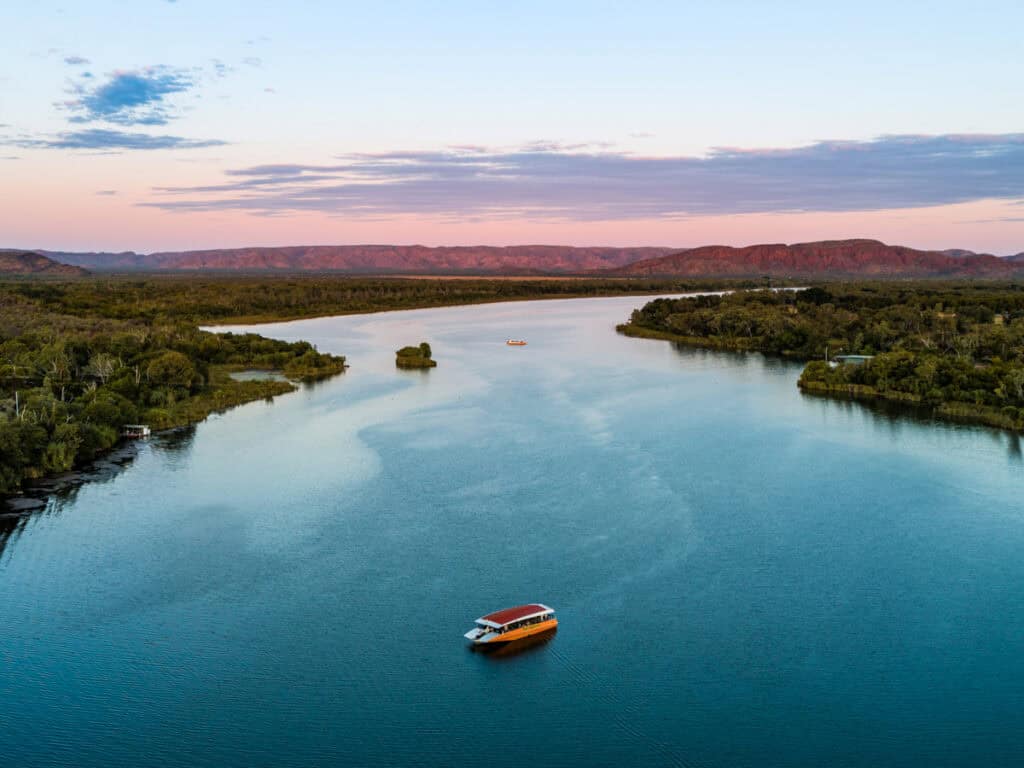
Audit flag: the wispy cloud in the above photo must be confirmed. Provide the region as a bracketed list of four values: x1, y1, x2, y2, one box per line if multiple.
[64, 55, 90, 66]
[210, 59, 231, 78]
[62, 66, 196, 126]
[143, 133, 1024, 220]
[8, 128, 225, 151]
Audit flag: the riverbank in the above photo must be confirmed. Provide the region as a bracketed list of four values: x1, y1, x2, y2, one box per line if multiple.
[0, 367, 339, 503]
[623, 320, 1024, 433]
[619, 283, 1024, 435]
[2, 430, 185, 515]
[139, 365, 335, 431]
[0, 286, 347, 498]
[797, 369, 1024, 432]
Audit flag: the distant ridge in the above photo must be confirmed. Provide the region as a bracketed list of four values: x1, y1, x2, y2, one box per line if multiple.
[37, 245, 676, 274]
[605, 239, 1021, 278]
[40, 250, 148, 269]
[942, 248, 996, 259]
[12, 241, 1024, 277]
[0, 251, 89, 276]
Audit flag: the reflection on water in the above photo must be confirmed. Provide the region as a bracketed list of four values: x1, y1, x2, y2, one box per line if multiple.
[801, 386, 938, 426]
[396, 367, 435, 378]
[799, 389, 1024, 463]
[670, 341, 768, 367]
[669, 342, 808, 378]
[298, 376, 341, 392]
[471, 628, 558, 660]
[0, 513, 26, 563]
[153, 425, 198, 452]
[668, 338, 1023, 465]
[0, 425, 199, 560]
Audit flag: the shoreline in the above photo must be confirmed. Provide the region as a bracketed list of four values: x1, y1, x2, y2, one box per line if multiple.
[3, 432, 163, 515]
[617, 321, 1024, 436]
[199, 285, 746, 327]
[1, 369, 342, 513]
[797, 379, 1024, 433]
[3, 292, 679, 508]
[0, 365, 345, 507]
[9, 285, 961, 513]
[3, 292, 692, 510]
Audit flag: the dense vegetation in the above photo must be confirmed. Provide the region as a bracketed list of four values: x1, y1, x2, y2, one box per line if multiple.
[396, 342, 436, 369]
[0, 275, 767, 324]
[0, 287, 345, 496]
[621, 283, 1024, 432]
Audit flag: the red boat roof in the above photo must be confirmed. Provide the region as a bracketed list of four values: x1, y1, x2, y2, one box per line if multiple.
[478, 604, 552, 627]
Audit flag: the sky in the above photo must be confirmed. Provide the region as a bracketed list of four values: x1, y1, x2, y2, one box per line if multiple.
[1, 0, 1023, 254]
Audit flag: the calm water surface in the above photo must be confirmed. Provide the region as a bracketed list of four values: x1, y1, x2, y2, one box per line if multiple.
[3, 296, 1024, 767]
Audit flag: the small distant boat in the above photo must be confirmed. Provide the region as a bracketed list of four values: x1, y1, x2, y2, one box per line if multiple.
[464, 604, 557, 646]
[506, 339, 528, 346]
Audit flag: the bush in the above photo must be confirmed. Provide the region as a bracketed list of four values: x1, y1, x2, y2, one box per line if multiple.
[147, 351, 198, 390]
[42, 424, 83, 473]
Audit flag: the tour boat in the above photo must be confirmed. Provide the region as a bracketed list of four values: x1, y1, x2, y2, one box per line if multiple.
[464, 604, 557, 646]
[506, 339, 528, 346]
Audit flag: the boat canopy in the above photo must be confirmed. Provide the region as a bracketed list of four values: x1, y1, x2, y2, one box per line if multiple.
[476, 603, 553, 629]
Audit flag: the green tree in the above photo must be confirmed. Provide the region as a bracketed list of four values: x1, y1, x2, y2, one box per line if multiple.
[42, 423, 83, 473]
[147, 351, 198, 390]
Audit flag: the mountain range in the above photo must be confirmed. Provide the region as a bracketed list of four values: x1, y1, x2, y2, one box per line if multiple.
[37, 245, 674, 274]
[0, 251, 90, 276]
[5, 240, 1024, 278]
[606, 240, 1024, 277]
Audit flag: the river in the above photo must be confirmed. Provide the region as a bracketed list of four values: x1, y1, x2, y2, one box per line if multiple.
[2, 295, 1023, 767]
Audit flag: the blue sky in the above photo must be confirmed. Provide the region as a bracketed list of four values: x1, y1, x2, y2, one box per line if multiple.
[1, 1, 1022, 252]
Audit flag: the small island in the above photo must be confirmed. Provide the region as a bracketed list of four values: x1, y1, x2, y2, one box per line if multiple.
[396, 342, 437, 369]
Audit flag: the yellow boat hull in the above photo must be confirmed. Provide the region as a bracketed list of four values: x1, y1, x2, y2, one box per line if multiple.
[474, 617, 558, 645]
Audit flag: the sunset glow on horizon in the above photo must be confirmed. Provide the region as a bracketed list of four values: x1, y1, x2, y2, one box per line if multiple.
[3, 1, 1023, 255]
